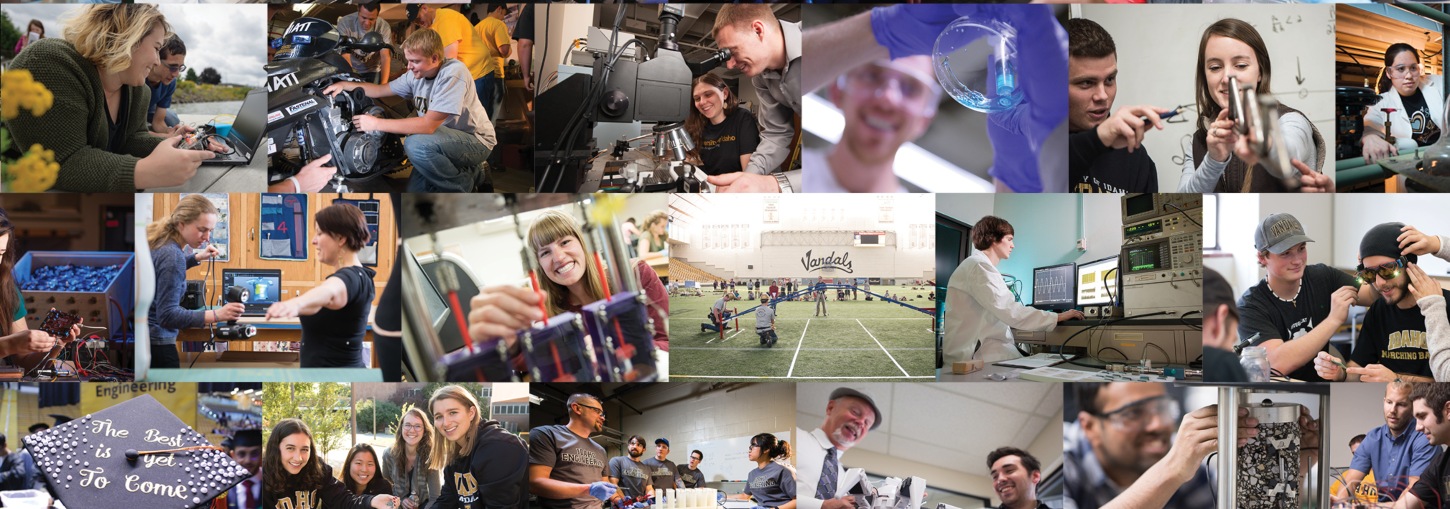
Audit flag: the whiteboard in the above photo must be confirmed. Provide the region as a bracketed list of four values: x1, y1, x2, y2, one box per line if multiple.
[688, 430, 792, 483]
[1332, 195, 1450, 277]
[1075, 5, 1336, 189]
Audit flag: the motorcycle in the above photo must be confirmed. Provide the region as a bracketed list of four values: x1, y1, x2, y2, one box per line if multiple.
[265, 17, 408, 191]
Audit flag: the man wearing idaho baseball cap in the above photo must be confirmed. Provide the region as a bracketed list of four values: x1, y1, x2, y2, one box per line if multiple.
[795, 387, 883, 509]
[1237, 212, 1366, 381]
[1314, 222, 1450, 382]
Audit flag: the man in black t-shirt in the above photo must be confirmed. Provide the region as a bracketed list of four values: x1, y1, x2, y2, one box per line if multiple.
[1316, 223, 1450, 382]
[1203, 268, 1249, 382]
[1401, 383, 1450, 509]
[1237, 213, 1361, 382]
[1065, 18, 1161, 194]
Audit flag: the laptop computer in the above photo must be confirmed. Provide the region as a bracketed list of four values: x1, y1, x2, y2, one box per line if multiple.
[200, 88, 267, 166]
[221, 268, 283, 316]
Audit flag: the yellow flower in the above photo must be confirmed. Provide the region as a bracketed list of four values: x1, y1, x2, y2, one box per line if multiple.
[6, 143, 60, 192]
[1, 70, 53, 120]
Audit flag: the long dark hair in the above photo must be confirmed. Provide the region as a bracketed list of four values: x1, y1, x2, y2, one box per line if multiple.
[750, 433, 789, 461]
[342, 443, 382, 494]
[263, 419, 323, 495]
[1378, 43, 1420, 94]
[0, 209, 18, 336]
[684, 73, 737, 163]
[1194, 18, 1273, 132]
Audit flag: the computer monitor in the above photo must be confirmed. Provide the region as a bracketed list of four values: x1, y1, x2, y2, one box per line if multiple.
[404, 246, 466, 354]
[1031, 263, 1076, 311]
[1077, 255, 1121, 307]
[220, 269, 283, 316]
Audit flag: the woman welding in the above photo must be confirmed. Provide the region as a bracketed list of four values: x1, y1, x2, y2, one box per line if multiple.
[264, 203, 376, 368]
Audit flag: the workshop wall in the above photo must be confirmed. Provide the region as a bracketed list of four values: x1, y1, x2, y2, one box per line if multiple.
[616, 383, 797, 484]
[1327, 383, 1392, 469]
[149, 193, 396, 307]
[1334, 194, 1450, 277]
[988, 194, 1123, 305]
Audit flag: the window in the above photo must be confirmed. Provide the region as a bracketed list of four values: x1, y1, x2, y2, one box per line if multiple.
[1203, 194, 1219, 251]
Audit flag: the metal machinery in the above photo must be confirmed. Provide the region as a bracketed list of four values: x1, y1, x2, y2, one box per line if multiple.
[1119, 193, 1203, 318]
[400, 194, 662, 382]
[1215, 384, 1329, 509]
[1227, 75, 1303, 191]
[535, 5, 730, 193]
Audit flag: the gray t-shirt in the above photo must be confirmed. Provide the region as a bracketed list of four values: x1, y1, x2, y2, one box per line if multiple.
[755, 306, 776, 331]
[608, 456, 652, 499]
[712, 298, 727, 315]
[641, 457, 680, 490]
[676, 465, 704, 488]
[529, 425, 608, 509]
[335, 12, 392, 75]
[388, 58, 497, 149]
[745, 461, 796, 508]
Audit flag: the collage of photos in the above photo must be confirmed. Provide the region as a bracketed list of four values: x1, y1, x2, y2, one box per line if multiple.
[4, 0, 1450, 508]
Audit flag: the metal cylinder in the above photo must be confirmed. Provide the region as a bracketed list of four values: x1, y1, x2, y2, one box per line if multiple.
[1239, 401, 1301, 509]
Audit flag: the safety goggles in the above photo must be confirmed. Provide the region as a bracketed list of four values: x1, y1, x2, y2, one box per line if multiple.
[1089, 395, 1182, 431]
[837, 61, 941, 115]
[1356, 258, 1404, 284]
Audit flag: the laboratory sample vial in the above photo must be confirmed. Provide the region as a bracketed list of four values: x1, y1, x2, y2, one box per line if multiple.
[931, 16, 1023, 113]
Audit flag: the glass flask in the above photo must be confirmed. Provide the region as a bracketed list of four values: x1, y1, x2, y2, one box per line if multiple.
[931, 15, 1023, 113]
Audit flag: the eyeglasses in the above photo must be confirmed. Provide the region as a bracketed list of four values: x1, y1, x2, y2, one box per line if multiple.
[575, 403, 605, 417]
[838, 63, 940, 113]
[402, 423, 424, 431]
[1090, 396, 1181, 431]
[1389, 64, 1422, 78]
[167, 64, 188, 73]
[1357, 259, 1404, 284]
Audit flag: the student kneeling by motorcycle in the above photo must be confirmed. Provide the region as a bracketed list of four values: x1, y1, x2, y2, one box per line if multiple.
[323, 28, 496, 192]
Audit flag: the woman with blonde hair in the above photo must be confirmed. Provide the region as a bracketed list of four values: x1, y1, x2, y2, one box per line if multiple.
[467, 209, 669, 355]
[6, 5, 225, 191]
[637, 210, 668, 256]
[427, 385, 529, 509]
[146, 194, 241, 369]
[684, 73, 758, 175]
[383, 405, 442, 509]
[264, 203, 375, 367]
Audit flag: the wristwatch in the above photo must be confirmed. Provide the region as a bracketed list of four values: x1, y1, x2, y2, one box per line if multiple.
[773, 172, 792, 193]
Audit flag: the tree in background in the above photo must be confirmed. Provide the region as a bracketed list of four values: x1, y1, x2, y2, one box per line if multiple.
[1, 11, 22, 60]
[421, 382, 492, 420]
[199, 67, 222, 85]
[185, 68, 199, 82]
[262, 382, 352, 463]
[355, 399, 402, 435]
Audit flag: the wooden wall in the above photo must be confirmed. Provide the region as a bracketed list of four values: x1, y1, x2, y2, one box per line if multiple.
[150, 193, 395, 305]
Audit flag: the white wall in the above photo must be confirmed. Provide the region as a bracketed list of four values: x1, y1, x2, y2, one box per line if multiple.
[936, 194, 996, 232]
[538, 4, 595, 91]
[671, 195, 934, 279]
[1334, 195, 1450, 276]
[1207, 194, 1262, 299]
[617, 383, 797, 485]
[1328, 383, 1392, 469]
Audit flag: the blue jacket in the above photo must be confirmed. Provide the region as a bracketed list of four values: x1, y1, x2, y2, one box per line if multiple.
[147, 241, 204, 345]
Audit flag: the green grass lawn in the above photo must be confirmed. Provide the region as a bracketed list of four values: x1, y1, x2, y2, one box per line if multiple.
[668, 285, 937, 381]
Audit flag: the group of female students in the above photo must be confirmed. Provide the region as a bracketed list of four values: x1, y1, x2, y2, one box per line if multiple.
[146, 194, 376, 369]
[264, 385, 528, 509]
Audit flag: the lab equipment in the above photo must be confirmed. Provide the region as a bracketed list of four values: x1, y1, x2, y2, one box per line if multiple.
[1118, 193, 1203, 318]
[1240, 346, 1271, 382]
[1030, 263, 1075, 312]
[1075, 255, 1120, 310]
[932, 15, 1021, 113]
[1227, 76, 1303, 191]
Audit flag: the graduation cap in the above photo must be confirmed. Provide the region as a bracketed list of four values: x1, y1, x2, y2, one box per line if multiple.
[21, 394, 253, 509]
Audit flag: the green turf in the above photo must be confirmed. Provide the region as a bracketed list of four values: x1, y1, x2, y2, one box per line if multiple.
[668, 285, 937, 381]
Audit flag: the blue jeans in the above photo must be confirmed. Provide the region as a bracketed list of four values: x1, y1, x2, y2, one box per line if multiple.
[404, 125, 490, 192]
[164, 110, 179, 128]
[475, 74, 502, 119]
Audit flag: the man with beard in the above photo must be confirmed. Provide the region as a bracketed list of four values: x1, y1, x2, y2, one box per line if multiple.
[1065, 383, 1264, 509]
[1314, 223, 1450, 382]
[796, 388, 882, 509]
[1238, 213, 1374, 382]
[608, 435, 654, 502]
[1332, 382, 1435, 504]
[677, 451, 705, 489]
[987, 447, 1045, 509]
[529, 394, 618, 509]
[642, 439, 683, 491]
[1400, 383, 1450, 509]
[801, 56, 939, 193]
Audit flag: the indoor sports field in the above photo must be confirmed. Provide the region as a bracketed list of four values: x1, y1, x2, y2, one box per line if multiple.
[668, 285, 937, 381]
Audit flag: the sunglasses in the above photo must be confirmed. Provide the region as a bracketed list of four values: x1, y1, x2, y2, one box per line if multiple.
[1356, 258, 1405, 284]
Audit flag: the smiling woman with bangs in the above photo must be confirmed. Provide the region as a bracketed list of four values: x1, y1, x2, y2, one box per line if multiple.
[467, 209, 669, 358]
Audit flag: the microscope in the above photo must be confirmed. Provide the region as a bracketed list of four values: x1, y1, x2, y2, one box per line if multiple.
[536, 5, 730, 193]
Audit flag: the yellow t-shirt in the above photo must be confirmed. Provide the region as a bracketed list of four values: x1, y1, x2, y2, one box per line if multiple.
[1331, 471, 1378, 504]
[431, 7, 487, 80]
[475, 16, 511, 79]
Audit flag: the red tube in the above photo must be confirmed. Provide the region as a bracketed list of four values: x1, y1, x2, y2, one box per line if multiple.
[447, 290, 475, 354]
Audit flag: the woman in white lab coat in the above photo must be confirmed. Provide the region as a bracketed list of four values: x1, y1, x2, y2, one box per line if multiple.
[943, 216, 1084, 364]
[1362, 43, 1449, 169]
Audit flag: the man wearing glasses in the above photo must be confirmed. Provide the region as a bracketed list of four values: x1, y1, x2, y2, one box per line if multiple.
[796, 388, 882, 509]
[1330, 382, 1435, 505]
[609, 435, 655, 503]
[146, 35, 188, 135]
[801, 56, 937, 193]
[1237, 213, 1377, 382]
[677, 451, 705, 489]
[1314, 223, 1450, 382]
[1363, 44, 1449, 166]
[1065, 383, 1261, 509]
[529, 394, 619, 509]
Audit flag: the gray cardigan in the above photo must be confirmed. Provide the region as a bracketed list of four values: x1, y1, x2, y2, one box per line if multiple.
[147, 241, 203, 345]
[382, 445, 441, 506]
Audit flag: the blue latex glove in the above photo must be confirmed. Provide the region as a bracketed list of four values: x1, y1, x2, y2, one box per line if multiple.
[751, 506, 769, 509]
[590, 482, 618, 501]
[869, 5, 962, 60]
